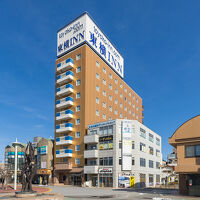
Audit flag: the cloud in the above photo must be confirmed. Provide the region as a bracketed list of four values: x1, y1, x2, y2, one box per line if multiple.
[36, 114, 49, 121]
[34, 124, 44, 128]
[22, 106, 35, 113]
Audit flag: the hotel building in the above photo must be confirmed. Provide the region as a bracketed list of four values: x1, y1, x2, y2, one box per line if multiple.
[84, 119, 162, 188]
[54, 12, 143, 185]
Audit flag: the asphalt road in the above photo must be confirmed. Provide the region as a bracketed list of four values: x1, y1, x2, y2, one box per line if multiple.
[48, 185, 200, 200]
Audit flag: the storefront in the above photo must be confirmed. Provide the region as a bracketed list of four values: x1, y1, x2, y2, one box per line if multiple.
[34, 169, 51, 185]
[99, 168, 113, 187]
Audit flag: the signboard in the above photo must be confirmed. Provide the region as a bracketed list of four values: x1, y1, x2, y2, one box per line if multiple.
[99, 135, 113, 142]
[122, 121, 132, 171]
[37, 169, 51, 175]
[118, 175, 135, 188]
[40, 146, 47, 155]
[99, 168, 112, 174]
[57, 13, 124, 78]
[41, 161, 47, 169]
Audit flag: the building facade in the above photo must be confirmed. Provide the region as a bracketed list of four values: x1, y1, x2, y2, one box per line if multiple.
[84, 119, 162, 188]
[169, 115, 200, 196]
[4, 142, 26, 183]
[54, 12, 144, 185]
[33, 137, 54, 185]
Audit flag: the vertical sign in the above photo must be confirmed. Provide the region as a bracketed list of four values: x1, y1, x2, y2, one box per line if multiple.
[122, 121, 132, 171]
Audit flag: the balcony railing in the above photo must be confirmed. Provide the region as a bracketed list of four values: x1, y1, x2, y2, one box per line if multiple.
[56, 109, 73, 120]
[56, 123, 73, 133]
[56, 96, 73, 108]
[84, 150, 98, 158]
[56, 84, 73, 96]
[56, 149, 72, 158]
[57, 71, 74, 85]
[84, 166, 98, 174]
[84, 135, 99, 144]
[55, 162, 72, 170]
[57, 58, 73, 72]
[56, 136, 73, 145]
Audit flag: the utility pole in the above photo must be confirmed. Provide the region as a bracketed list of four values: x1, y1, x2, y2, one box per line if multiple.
[13, 138, 20, 190]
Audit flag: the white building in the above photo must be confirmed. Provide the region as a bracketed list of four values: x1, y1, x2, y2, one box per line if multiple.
[84, 119, 162, 188]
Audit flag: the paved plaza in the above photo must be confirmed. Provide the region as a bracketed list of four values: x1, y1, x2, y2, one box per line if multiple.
[49, 185, 200, 200]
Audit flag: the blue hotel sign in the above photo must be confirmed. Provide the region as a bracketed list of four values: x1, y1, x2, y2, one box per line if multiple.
[57, 13, 124, 78]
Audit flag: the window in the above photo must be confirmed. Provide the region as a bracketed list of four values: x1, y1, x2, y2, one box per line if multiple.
[102, 102, 106, 108]
[99, 157, 112, 166]
[103, 114, 106, 119]
[96, 110, 99, 116]
[132, 112, 135, 117]
[120, 113, 122, 118]
[149, 133, 154, 143]
[109, 117, 112, 120]
[75, 145, 80, 151]
[140, 143, 146, 152]
[76, 80, 81, 86]
[115, 99, 118, 104]
[75, 132, 80, 138]
[140, 158, 146, 167]
[96, 97, 99, 104]
[120, 93, 122, 98]
[132, 141, 135, 149]
[119, 158, 122, 165]
[156, 138, 160, 146]
[109, 95, 112, 100]
[149, 146, 154, 155]
[132, 104, 135, 108]
[76, 105, 80, 112]
[136, 107, 139, 111]
[132, 158, 135, 165]
[75, 158, 80, 164]
[96, 85, 99, 92]
[119, 142, 122, 149]
[103, 68, 106, 74]
[129, 110, 131, 114]
[136, 115, 138, 119]
[76, 54, 81, 60]
[76, 92, 80, 98]
[156, 162, 160, 169]
[115, 110, 118, 115]
[136, 98, 138, 103]
[129, 101, 131, 105]
[125, 87, 127, 92]
[108, 125, 113, 134]
[133, 95, 135, 100]
[96, 73, 100, 79]
[76, 118, 80, 125]
[103, 79, 106, 85]
[120, 103, 122, 108]
[129, 92, 131, 97]
[140, 128, 146, 138]
[149, 160, 154, 168]
[115, 89, 118, 94]
[109, 73, 112, 79]
[109, 106, 112, 112]
[96, 61, 100, 67]
[109, 84, 112, 90]
[103, 90, 106, 96]
[115, 79, 118, 84]
[76, 66, 81, 73]
[120, 83, 123, 88]
[185, 145, 200, 157]
[156, 149, 160, 157]
[125, 97, 127, 101]
[124, 106, 127, 111]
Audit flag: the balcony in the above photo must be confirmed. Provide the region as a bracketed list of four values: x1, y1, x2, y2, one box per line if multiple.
[55, 163, 72, 170]
[56, 149, 72, 158]
[57, 71, 73, 85]
[56, 136, 73, 145]
[84, 135, 99, 144]
[84, 150, 98, 158]
[56, 84, 73, 96]
[56, 123, 73, 133]
[84, 166, 98, 174]
[56, 110, 73, 120]
[168, 153, 177, 160]
[57, 58, 73, 73]
[56, 97, 73, 109]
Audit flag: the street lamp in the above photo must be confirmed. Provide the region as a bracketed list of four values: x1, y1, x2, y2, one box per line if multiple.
[12, 138, 20, 190]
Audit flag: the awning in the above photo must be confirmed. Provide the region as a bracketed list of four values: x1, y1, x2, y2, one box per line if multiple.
[69, 167, 83, 173]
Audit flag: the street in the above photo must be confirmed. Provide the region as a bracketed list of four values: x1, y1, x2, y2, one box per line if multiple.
[48, 186, 200, 200]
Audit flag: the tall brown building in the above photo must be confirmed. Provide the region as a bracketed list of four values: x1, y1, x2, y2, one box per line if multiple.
[169, 115, 200, 196]
[54, 12, 143, 185]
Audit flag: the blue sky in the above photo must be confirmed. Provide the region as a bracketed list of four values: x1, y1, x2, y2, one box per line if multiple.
[0, 0, 200, 161]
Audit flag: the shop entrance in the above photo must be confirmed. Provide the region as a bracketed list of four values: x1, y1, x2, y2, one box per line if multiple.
[69, 174, 82, 186]
[99, 174, 113, 187]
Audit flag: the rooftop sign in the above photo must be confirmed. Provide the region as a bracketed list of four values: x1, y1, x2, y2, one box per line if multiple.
[57, 12, 124, 78]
